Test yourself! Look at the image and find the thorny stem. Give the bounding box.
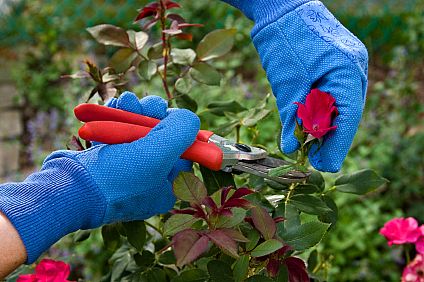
[159,0,173,103]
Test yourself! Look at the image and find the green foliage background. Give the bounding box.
[0,0,423,281]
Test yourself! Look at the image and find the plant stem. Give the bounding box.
[145,220,164,237]
[159,0,173,103]
[285,183,297,204]
[236,125,241,143]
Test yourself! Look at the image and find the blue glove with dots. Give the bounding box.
[0,92,199,263]
[222,0,368,172]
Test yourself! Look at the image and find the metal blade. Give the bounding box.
[231,156,310,184]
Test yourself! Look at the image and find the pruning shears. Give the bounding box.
[74,104,309,184]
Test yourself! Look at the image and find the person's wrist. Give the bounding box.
[0,157,105,263]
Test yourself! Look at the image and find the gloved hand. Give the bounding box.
[222,0,368,172]
[0,93,199,263]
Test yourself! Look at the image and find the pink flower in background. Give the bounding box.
[379,217,421,246]
[402,254,424,282]
[415,226,424,254]
[17,259,73,282]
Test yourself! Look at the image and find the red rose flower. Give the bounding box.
[294,89,338,139]
[379,217,422,246]
[17,259,73,282]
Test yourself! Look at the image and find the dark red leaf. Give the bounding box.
[220,228,250,242]
[267,259,281,278]
[178,23,204,28]
[193,204,207,220]
[167,13,186,23]
[206,230,239,258]
[171,208,196,215]
[203,196,218,212]
[284,257,309,282]
[277,245,291,256]
[221,186,233,205]
[228,188,254,200]
[173,229,210,267]
[135,7,157,21]
[165,1,181,9]
[223,198,253,209]
[251,206,276,240]
[274,217,286,224]
[144,17,160,30]
[219,208,233,217]
[244,217,254,226]
[175,33,193,41]
[67,136,85,151]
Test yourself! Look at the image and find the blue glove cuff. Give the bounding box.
[0,157,105,263]
[222,0,311,36]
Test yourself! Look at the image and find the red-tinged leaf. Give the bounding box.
[174,172,207,204]
[144,17,160,30]
[176,33,193,41]
[220,228,249,242]
[244,216,254,226]
[203,196,218,212]
[277,245,291,256]
[267,258,281,278]
[178,23,204,28]
[173,230,210,267]
[221,186,233,205]
[229,188,254,200]
[165,1,181,9]
[135,3,159,21]
[251,206,276,240]
[67,136,85,151]
[220,208,233,217]
[171,208,196,215]
[163,29,183,35]
[274,217,286,224]
[284,257,309,282]
[191,204,207,219]
[167,13,185,23]
[206,230,239,258]
[223,198,253,209]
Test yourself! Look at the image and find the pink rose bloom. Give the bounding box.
[402,254,424,282]
[415,226,424,254]
[379,217,421,246]
[17,259,73,282]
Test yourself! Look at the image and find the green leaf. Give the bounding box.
[102,224,121,251]
[207,260,234,282]
[176,94,198,112]
[138,60,157,80]
[293,184,319,194]
[214,120,240,137]
[245,275,274,282]
[307,171,325,192]
[189,63,221,86]
[197,29,236,61]
[215,208,247,228]
[206,100,247,116]
[173,230,210,267]
[251,239,284,257]
[158,250,176,265]
[245,228,261,251]
[335,169,388,194]
[109,48,137,73]
[275,265,289,282]
[127,30,148,50]
[87,24,130,47]
[140,268,167,282]
[171,269,209,282]
[233,255,249,282]
[268,165,294,177]
[175,77,192,94]
[241,108,271,127]
[251,206,276,240]
[283,203,300,233]
[134,250,155,267]
[73,230,91,243]
[148,42,163,59]
[317,195,338,225]
[173,172,207,204]
[164,214,199,236]
[280,221,329,251]
[122,220,146,252]
[289,194,332,216]
[171,48,196,65]
[200,166,236,195]
[307,250,318,273]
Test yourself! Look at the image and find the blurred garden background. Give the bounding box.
[0,0,423,281]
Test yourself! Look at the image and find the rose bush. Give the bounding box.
[10,1,386,281]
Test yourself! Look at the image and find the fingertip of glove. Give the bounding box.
[105,98,117,108]
[308,144,342,173]
[117,91,143,114]
[139,96,168,119]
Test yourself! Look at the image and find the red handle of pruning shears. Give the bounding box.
[74,104,224,171]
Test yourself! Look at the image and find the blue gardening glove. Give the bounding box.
[0,93,199,263]
[222,0,368,172]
